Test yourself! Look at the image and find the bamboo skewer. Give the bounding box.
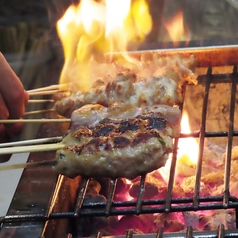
[28,99,54,104]
[0,160,57,171]
[24,108,55,116]
[0,143,64,155]
[27,84,70,93]
[28,89,68,96]
[0,136,63,148]
[0,118,71,123]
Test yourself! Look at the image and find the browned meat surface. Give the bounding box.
[54,55,197,118]
[54,73,181,117]
[53,109,181,179]
[70,103,181,130]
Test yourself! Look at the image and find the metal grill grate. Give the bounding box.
[1,66,238,237]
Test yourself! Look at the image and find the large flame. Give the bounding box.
[56,0,152,91]
[164,11,190,47]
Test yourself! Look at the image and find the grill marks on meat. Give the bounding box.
[53,113,180,179]
[62,113,178,148]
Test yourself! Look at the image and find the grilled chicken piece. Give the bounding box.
[54,74,181,118]
[54,55,197,118]
[53,111,181,179]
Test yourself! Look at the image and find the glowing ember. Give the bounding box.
[56,0,152,91]
[164,11,190,47]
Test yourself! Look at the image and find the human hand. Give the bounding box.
[0,52,29,161]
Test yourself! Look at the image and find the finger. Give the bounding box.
[4,122,25,137]
[24,90,29,104]
[0,53,26,119]
[0,125,12,162]
[0,93,9,119]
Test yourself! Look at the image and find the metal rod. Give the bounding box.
[186,226,193,238]
[135,174,146,215]
[74,178,90,216]
[193,66,212,209]
[105,179,117,216]
[126,45,238,67]
[156,228,163,238]
[217,224,225,238]
[165,86,186,212]
[223,66,238,207]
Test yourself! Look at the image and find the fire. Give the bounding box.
[177,112,199,165]
[56,0,152,91]
[160,112,199,182]
[164,11,190,47]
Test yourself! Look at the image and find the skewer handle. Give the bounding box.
[0,119,71,123]
[0,143,64,155]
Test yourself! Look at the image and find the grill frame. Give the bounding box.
[1,66,238,237]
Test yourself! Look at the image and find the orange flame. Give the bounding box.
[164,11,190,47]
[177,112,199,165]
[159,112,198,182]
[56,0,152,91]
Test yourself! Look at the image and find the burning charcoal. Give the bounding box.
[149,170,166,182]
[129,173,167,199]
[114,178,131,201]
[83,193,106,205]
[222,146,238,161]
[129,181,159,199]
[111,215,155,236]
[199,210,236,230]
[176,161,196,177]
[86,179,101,194]
[201,171,224,189]
[183,212,200,229]
[115,178,130,194]
[77,215,118,236]
[151,185,185,200]
[180,176,211,197]
[154,213,185,232]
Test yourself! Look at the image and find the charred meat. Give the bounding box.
[53,109,181,179]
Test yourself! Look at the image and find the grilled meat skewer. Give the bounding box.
[53,109,181,179]
[54,55,197,118]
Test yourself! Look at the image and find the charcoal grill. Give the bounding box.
[1,51,238,237]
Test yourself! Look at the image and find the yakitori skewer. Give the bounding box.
[0,160,57,171]
[0,143,64,155]
[28,99,54,104]
[28,89,68,97]
[0,118,70,123]
[0,136,62,148]
[27,84,70,93]
[24,109,55,116]
[27,83,71,97]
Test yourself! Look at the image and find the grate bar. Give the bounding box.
[156,229,163,238]
[164,137,178,212]
[223,66,238,207]
[74,177,90,216]
[126,230,134,238]
[105,179,117,215]
[135,174,146,215]
[193,66,212,209]
[164,89,186,212]
[186,226,193,238]
[218,224,225,238]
